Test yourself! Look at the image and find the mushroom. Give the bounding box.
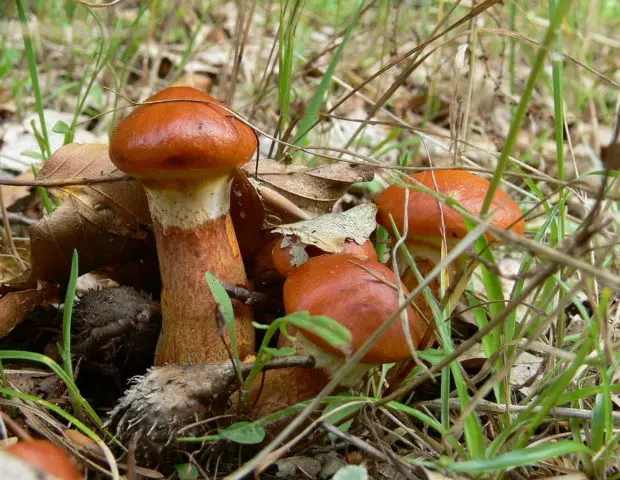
[109,86,256,365]
[5,440,83,480]
[249,253,428,418]
[271,236,377,278]
[250,234,377,298]
[375,169,525,311]
[284,254,428,384]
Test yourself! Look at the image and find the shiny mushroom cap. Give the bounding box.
[376,170,525,241]
[272,237,378,278]
[283,254,427,364]
[109,86,257,188]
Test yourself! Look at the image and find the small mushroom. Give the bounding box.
[286,254,428,383]
[249,253,427,418]
[376,169,525,311]
[271,236,377,278]
[109,86,256,365]
[5,440,83,480]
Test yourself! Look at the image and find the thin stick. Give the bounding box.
[419,398,620,424]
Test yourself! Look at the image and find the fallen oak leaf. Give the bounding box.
[29,209,156,284]
[242,159,374,223]
[28,144,155,282]
[36,143,151,237]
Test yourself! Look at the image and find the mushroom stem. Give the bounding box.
[145,177,253,366]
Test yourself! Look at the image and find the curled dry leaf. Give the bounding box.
[230,168,265,260]
[242,158,374,223]
[29,143,154,282]
[0,282,61,338]
[272,203,378,253]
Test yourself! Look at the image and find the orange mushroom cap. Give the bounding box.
[7,440,83,480]
[283,254,427,364]
[272,237,377,278]
[109,86,256,186]
[376,170,525,241]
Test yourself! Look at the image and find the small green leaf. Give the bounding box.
[284,311,352,352]
[205,272,234,327]
[205,272,242,382]
[263,346,296,357]
[333,465,368,480]
[218,421,265,445]
[52,120,71,134]
[175,463,199,479]
[442,441,593,473]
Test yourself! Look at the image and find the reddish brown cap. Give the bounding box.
[109,86,257,185]
[283,254,428,364]
[376,170,525,241]
[7,440,83,480]
[272,237,378,278]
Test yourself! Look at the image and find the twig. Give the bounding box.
[0,175,131,188]
[0,411,32,441]
[220,281,282,313]
[418,398,620,424]
[0,186,26,271]
[318,421,415,479]
[6,212,38,226]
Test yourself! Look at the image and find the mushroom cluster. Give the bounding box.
[108,86,525,424]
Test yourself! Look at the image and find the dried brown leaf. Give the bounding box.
[0,240,30,285]
[29,143,154,281]
[272,203,377,253]
[1,171,35,208]
[243,159,374,223]
[230,168,266,260]
[37,143,151,235]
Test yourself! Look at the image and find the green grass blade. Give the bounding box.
[205,272,243,384]
[62,250,79,381]
[0,351,101,426]
[293,0,365,145]
[15,0,51,159]
[443,441,592,474]
[480,0,575,215]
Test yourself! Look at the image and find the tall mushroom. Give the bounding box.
[376,169,525,309]
[109,86,256,365]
